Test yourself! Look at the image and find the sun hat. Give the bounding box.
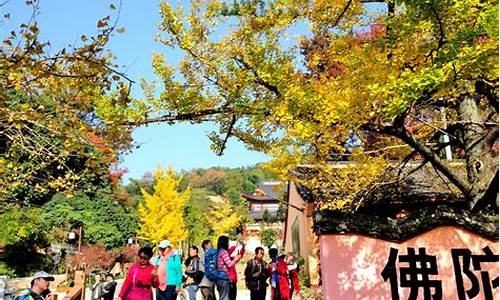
[32,271,55,281]
[158,240,171,249]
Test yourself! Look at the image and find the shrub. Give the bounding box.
[261,228,278,248]
[65,244,119,273]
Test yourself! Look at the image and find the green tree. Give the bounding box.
[183,190,211,246]
[114,172,156,213]
[136,0,498,211]
[43,192,137,249]
[0,206,52,276]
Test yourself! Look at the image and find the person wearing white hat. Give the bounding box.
[153,240,182,300]
[17,271,55,300]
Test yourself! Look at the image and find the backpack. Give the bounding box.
[203,249,229,281]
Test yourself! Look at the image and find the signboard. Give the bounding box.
[319,226,499,299]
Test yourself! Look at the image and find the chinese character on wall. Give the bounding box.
[381,246,499,300]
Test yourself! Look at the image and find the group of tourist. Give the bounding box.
[17,235,300,300]
[119,235,300,300]
[244,247,300,300]
[91,274,118,300]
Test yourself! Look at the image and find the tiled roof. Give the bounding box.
[241,181,288,202]
[258,181,286,199]
[291,161,467,206]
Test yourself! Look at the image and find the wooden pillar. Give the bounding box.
[74,271,86,300]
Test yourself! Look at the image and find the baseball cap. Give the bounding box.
[32,271,55,281]
[158,240,171,249]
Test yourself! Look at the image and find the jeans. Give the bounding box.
[186,284,199,300]
[215,279,230,300]
[156,285,178,300]
[200,286,215,300]
[250,288,267,300]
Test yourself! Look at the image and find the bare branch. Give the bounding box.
[411,113,458,140]
[332,0,353,28]
[392,126,472,200]
[235,57,281,96]
[217,114,237,156]
[124,108,231,126]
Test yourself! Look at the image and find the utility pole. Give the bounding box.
[78,225,82,253]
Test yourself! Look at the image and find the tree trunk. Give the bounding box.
[457,94,499,210]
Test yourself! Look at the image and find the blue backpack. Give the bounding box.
[204,249,229,281]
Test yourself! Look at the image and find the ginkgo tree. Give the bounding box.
[137,167,190,246]
[208,201,243,238]
[135,0,498,211]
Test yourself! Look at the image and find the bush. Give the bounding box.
[299,287,323,300]
[117,245,140,264]
[261,228,278,248]
[0,263,16,277]
[0,205,53,276]
[65,244,120,273]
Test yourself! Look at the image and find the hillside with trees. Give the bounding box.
[1,164,274,276]
[116,166,276,246]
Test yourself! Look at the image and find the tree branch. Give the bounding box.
[217,114,237,156]
[392,126,473,200]
[124,108,230,126]
[428,1,446,49]
[235,57,281,96]
[332,0,353,28]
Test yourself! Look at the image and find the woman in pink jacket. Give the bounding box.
[118,246,159,300]
[216,236,244,300]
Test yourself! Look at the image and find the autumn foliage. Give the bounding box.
[65,245,120,273]
[0,1,143,204]
[138,0,498,211]
[137,167,190,246]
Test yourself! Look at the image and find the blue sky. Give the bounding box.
[2,0,270,181]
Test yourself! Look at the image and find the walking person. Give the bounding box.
[90,274,103,300]
[268,248,290,300]
[16,271,54,300]
[118,246,158,300]
[184,245,204,300]
[154,240,183,300]
[199,240,216,300]
[216,236,244,300]
[100,273,117,300]
[285,254,300,299]
[244,247,269,300]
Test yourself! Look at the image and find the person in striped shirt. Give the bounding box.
[215,236,244,300]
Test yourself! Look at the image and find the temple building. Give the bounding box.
[241,181,287,253]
